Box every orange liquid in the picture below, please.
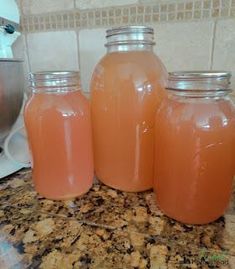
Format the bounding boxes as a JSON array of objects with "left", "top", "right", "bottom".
[
  {"left": 91, "top": 51, "right": 166, "bottom": 192},
  {"left": 24, "top": 90, "right": 93, "bottom": 200},
  {"left": 154, "top": 95, "right": 235, "bottom": 224}
]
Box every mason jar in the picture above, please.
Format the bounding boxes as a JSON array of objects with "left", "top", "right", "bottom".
[
  {"left": 154, "top": 71, "right": 235, "bottom": 224},
  {"left": 24, "top": 71, "right": 94, "bottom": 200},
  {"left": 90, "top": 26, "right": 167, "bottom": 192}
]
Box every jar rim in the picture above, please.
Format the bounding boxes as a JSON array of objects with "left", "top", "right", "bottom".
[
  {"left": 29, "top": 71, "right": 80, "bottom": 89},
  {"left": 29, "top": 71, "right": 79, "bottom": 81},
  {"left": 105, "top": 40, "right": 155, "bottom": 47},
  {"left": 167, "top": 71, "right": 232, "bottom": 96},
  {"left": 106, "top": 25, "right": 154, "bottom": 38},
  {"left": 168, "top": 71, "right": 231, "bottom": 80}
]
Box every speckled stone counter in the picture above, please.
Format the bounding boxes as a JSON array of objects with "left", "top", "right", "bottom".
[{"left": 0, "top": 169, "right": 234, "bottom": 269}]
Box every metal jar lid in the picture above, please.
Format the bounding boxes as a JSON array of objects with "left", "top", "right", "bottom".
[
  {"left": 29, "top": 71, "right": 80, "bottom": 88},
  {"left": 105, "top": 25, "right": 155, "bottom": 47}
]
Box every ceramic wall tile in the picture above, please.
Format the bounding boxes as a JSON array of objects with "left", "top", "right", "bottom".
[
  {"left": 20, "top": 0, "right": 235, "bottom": 33},
  {"left": 75, "top": 0, "right": 138, "bottom": 9},
  {"left": 21, "top": 0, "right": 74, "bottom": 15},
  {"left": 17, "top": 0, "right": 235, "bottom": 98},
  {"left": 153, "top": 20, "right": 215, "bottom": 71},
  {"left": 78, "top": 28, "right": 106, "bottom": 92},
  {"left": 26, "top": 31, "right": 79, "bottom": 72},
  {"left": 213, "top": 19, "right": 235, "bottom": 88}
]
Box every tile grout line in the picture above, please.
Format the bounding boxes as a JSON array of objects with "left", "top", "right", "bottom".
[
  {"left": 229, "top": 0, "right": 233, "bottom": 15},
  {"left": 23, "top": 33, "right": 32, "bottom": 73},
  {"left": 73, "top": 0, "right": 81, "bottom": 76},
  {"left": 75, "top": 29, "right": 81, "bottom": 72},
  {"left": 209, "top": 19, "right": 218, "bottom": 70},
  {"left": 20, "top": 0, "right": 24, "bottom": 15}
]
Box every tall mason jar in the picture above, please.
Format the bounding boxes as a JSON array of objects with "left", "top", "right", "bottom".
[
  {"left": 154, "top": 71, "right": 235, "bottom": 224},
  {"left": 91, "top": 26, "right": 167, "bottom": 192},
  {"left": 24, "top": 71, "right": 94, "bottom": 200}
]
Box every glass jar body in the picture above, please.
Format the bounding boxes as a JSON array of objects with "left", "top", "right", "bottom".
[
  {"left": 154, "top": 93, "right": 235, "bottom": 224},
  {"left": 24, "top": 87, "right": 94, "bottom": 200},
  {"left": 91, "top": 49, "right": 167, "bottom": 192}
]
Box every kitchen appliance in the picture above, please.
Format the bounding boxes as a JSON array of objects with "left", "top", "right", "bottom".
[
  {"left": 0, "top": 111, "right": 31, "bottom": 178},
  {"left": 0, "top": 0, "right": 30, "bottom": 178},
  {"left": 0, "top": 59, "right": 24, "bottom": 141}
]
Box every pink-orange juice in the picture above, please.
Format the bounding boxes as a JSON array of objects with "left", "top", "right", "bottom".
[
  {"left": 91, "top": 50, "right": 166, "bottom": 192},
  {"left": 154, "top": 95, "right": 235, "bottom": 224},
  {"left": 24, "top": 88, "right": 93, "bottom": 200}
]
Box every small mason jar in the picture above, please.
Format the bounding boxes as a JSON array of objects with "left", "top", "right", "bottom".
[
  {"left": 24, "top": 71, "right": 94, "bottom": 200},
  {"left": 154, "top": 71, "right": 235, "bottom": 224},
  {"left": 91, "top": 26, "right": 167, "bottom": 192}
]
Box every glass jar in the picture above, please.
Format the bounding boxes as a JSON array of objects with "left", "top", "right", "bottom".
[
  {"left": 90, "top": 26, "right": 167, "bottom": 192},
  {"left": 24, "top": 71, "right": 93, "bottom": 200},
  {"left": 154, "top": 71, "right": 235, "bottom": 224}
]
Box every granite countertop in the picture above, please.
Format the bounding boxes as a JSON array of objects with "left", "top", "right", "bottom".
[{"left": 0, "top": 169, "right": 234, "bottom": 269}]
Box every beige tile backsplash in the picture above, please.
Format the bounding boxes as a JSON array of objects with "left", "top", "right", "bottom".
[
  {"left": 13, "top": 0, "right": 235, "bottom": 92},
  {"left": 213, "top": 19, "right": 235, "bottom": 87},
  {"left": 21, "top": 0, "right": 75, "bottom": 15},
  {"left": 75, "top": 0, "right": 138, "bottom": 10},
  {"left": 26, "top": 31, "right": 79, "bottom": 72},
  {"left": 79, "top": 29, "right": 106, "bottom": 91},
  {"left": 153, "top": 21, "right": 214, "bottom": 71}
]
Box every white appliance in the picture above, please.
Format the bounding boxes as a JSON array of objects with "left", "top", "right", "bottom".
[
  {"left": 0, "top": 112, "right": 31, "bottom": 178},
  {"left": 0, "top": 0, "right": 31, "bottom": 178}
]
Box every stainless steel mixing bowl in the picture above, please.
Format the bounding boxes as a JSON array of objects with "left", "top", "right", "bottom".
[{"left": 0, "top": 59, "right": 24, "bottom": 142}]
